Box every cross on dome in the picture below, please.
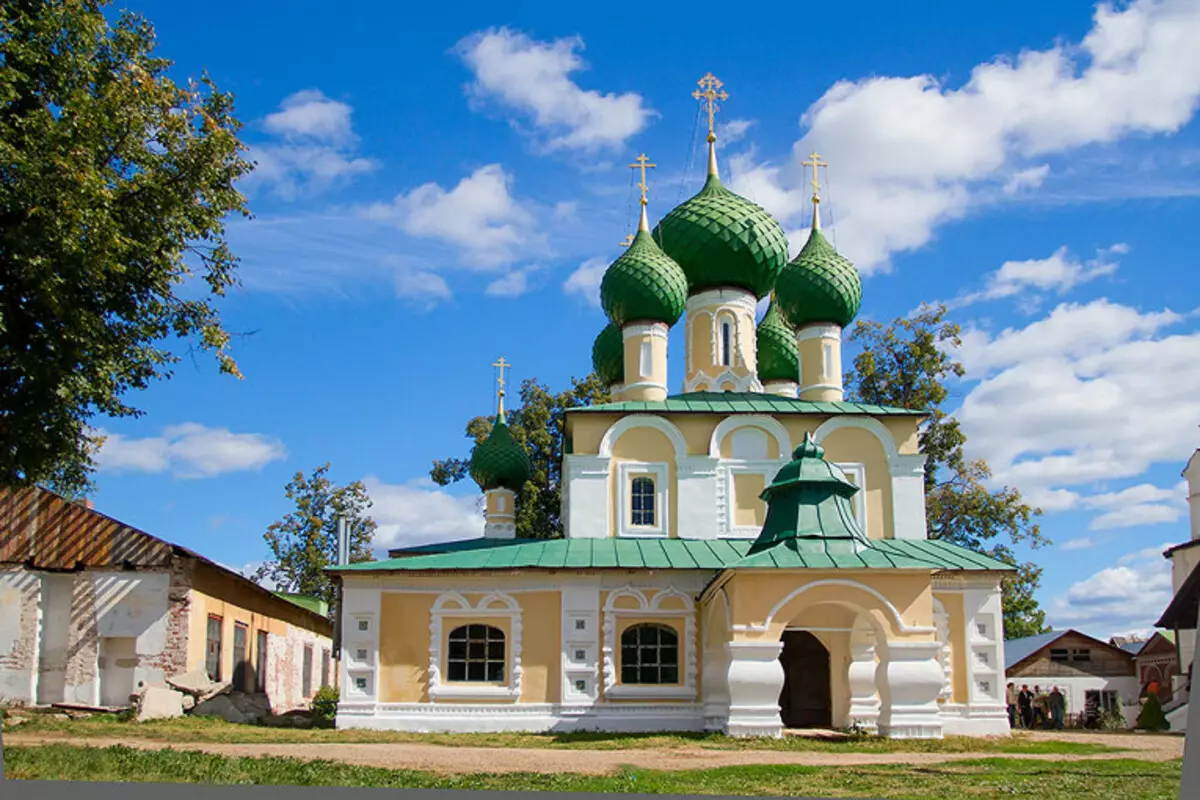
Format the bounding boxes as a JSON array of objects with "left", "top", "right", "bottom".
[
  {"left": 801, "top": 151, "right": 828, "bottom": 231},
  {"left": 492, "top": 356, "right": 510, "bottom": 415},
  {"left": 692, "top": 72, "right": 728, "bottom": 143},
  {"left": 628, "top": 153, "right": 657, "bottom": 232}
]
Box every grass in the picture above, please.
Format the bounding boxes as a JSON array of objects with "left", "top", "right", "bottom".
[
  {"left": 1, "top": 712, "right": 1126, "bottom": 755},
  {"left": 3, "top": 744, "right": 1182, "bottom": 799}
]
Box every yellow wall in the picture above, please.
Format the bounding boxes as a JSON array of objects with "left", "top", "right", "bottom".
[
  {"left": 733, "top": 474, "right": 767, "bottom": 527},
  {"left": 379, "top": 592, "right": 433, "bottom": 703},
  {"left": 935, "top": 590, "right": 968, "bottom": 705}
]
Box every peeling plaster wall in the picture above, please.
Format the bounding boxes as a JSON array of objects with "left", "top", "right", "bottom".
[
  {"left": 264, "top": 623, "right": 332, "bottom": 713},
  {"left": 0, "top": 569, "right": 41, "bottom": 703}
]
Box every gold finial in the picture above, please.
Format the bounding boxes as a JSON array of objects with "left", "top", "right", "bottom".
[
  {"left": 492, "top": 356, "right": 510, "bottom": 416},
  {"left": 801, "top": 151, "right": 828, "bottom": 230},
  {"left": 620, "top": 233, "right": 635, "bottom": 247},
  {"left": 628, "top": 153, "right": 656, "bottom": 232},
  {"left": 693, "top": 72, "right": 728, "bottom": 143}
]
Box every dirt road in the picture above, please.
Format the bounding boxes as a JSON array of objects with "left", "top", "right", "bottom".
[{"left": 3, "top": 730, "right": 1184, "bottom": 775}]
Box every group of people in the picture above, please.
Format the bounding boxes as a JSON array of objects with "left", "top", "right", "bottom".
[{"left": 1006, "top": 682, "right": 1066, "bottom": 729}]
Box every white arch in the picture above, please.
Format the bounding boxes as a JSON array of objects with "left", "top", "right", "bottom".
[
  {"left": 709, "top": 414, "right": 792, "bottom": 458},
  {"left": 598, "top": 414, "right": 688, "bottom": 460},
  {"left": 732, "top": 578, "right": 937, "bottom": 636},
  {"left": 604, "top": 585, "right": 650, "bottom": 612},
  {"left": 812, "top": 416, "right": 901, "bottom": 464}
]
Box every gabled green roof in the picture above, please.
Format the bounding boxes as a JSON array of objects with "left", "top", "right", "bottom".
[
  {"left": 567, "top": 391, "right": 926, "bottom": 417},
  {"left": 329, "top": 535, "right": 1011, "bottom": 574}
]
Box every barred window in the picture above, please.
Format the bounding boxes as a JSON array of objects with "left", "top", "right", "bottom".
[
  {"left": 631, "top": 477, "right": 656, "bottom": 527},
  {"left": 447, "top": 624, "right": 505, "bottom": 682},
  {"left": 620, "top": 623, "right": 679, "bottom": 685}
]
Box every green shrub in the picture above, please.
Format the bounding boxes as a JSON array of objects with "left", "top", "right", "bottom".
[
  {"left": 1136, "top": 694, "right": 1170, "bottom": 732},
  {"left": 310, "top": 685, "right": 339, "bottom": 728}
]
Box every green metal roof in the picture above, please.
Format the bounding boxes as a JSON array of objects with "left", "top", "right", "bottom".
[
  {"left": 756, "top": 296, "right": 799, "bottom": 383},
  {"left": 469, "top": 412, "right": 531, "bottom": 492},
  {"left": 599, "top": 228, "right": 689, "bottom": 327},
  {"left": 273, "top": 592, "right": 329, "bottom": 616},
  {"left": 330, "top": 535, "right": 1011, "bottom": 574},
  {"left": 567, "top": 391, "right": 926, "bottom": 417},
  {"left": 776, "top": 227, "right": 862, "bottom": 329},
  {"left": 592, "top": 323, "right": 624, "bottom": 386}
]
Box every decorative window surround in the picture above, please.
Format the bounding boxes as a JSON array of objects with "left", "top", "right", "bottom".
[
  {"left": 707, "top": 416, "right": 791, "bottom": 459},
  {"left": 617, "top": 462, "right": 669, "bottom": 538},
  {"left": 717, "top": 458, "right": 788, "bottom": 538},
  {"left": 832, "top": 462, "right": 867, "bottom": 529},
  {"left": 602, "top": 587, "right": 698, "bottom": 700},
  {"left": 429, "top": 591, "right": 523, "bottom": 702}
]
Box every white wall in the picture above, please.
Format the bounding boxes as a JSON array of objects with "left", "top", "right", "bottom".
[{"left": 1008, "top": 674, "right": 1140, "bottom": 724}]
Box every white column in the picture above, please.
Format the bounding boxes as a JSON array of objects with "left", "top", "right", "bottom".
[
  {"left": 724, "top": 640, "right": 785, "bottom": 738},
  {"left": 875, "top": 641, "right": 945, "bottom": 739},
  {"left": 847, "top": 642, "right": 881, "bottom": 731},
  {"left": 889, "top": 453, "right": 928, "bottom": 540},
  {"left": 562, "top": 455, "right": 610, "bottom": 539},
  {"left": 677, "top": 455, "right": 721, "bottom": 539},
  {"left": 702, "top": 641, "right": 731, "bottom": 731}
]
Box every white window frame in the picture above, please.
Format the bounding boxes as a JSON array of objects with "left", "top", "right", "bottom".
[
  {"left": 617, "top": 461, "right": 668, "bottom": 538},
  {"left": 428, "top": 591, "right": 522, "bottom": 702},
  {"left": 832, "top": 462, "right": 868, "bottom": 531},
  {"left": 718, "top": 460, "right": 786, "bottom": 538},
  {"left": 602, "top": 587, "right": 697, "bottom": 700}
]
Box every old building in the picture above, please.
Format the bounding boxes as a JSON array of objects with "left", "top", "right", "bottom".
[
  {"left": 0, "top": 485, "right": 333, "bottom": 712},
  {"left": 1120, "top": 632, "right": 1179, "bottom": 704},
  {"left": 1005, "top": 629, "right": 1138, "bottom": 725}
]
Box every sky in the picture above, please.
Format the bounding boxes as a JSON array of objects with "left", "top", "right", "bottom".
[{"left": 84, "top": 0, "right": 1200, "bottom": 640}]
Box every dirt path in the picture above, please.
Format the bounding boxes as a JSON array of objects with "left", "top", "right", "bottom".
[{"left": 2, "top": 731, "right": 1184, "bottom": 775}]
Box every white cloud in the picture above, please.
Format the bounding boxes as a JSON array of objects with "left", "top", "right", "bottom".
[
  {"left": 1060, "top": 537, "right": 1096, "bottom": 551},
  {"left": 363, "top": 164, "right": 536, "bottom": 268},
  {"left": 248, "top": 90, "right": 377, "bottom": 199},
  {"left": 362, "top": 476, "right": 483, "bottom": 551},
  {"left": 562, "top": 256, "right": 608, "bottom": 307},
  {"left": 950, "top": 244, "right": 1123, "bottom": 309},
  {"left": 954, "top": 300, "right": 1200, "bottom": 522},
  {"left": 486, "top": 271, "right": 530, "bottom": 298},
  {"left": 394, "top": 270, "right": 452, "bottom": 309},
  {"left": 727, "top": 0, "right": 1200, "bottom": 272},
  {"left": 1003, "top": 164, "right": 1051, "bottom": 195},
  {"left": 456, "top": 27, "right": 653, "bottom": 152},
  {"left": 1047, "top": 542, "right": 1174, "bottom": 637},
  {"left": 97, "top": 423, "right": 287, "bottom": 479},
  {"left": 717, "top": 119, "right": 756, "bottom": 149}
]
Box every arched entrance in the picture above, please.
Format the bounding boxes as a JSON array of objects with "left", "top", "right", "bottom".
[{"left": 778, "top": 630, "right": 832, "bottom": 729}]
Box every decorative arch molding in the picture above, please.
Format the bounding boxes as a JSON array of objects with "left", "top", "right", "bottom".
[
  {"left": 709, "top": 415, "right": 791, "bottom": 459},
  {"left": 429, "top": 590, "right": 523, "bottom": 702},
  {"left": 812, "top": 416, "right": 901, "bottom": 465},
  {"left": 731, "top": 578, "right": 938, "bottom": 637},
  {"left": 598, "top": 415, "right": 688, "bottom": 461},
  {"left": 601, "top": 585, "right": 698, "bottom": 700}
]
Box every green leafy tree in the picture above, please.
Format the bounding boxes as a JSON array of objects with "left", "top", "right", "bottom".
[
  {"left": 0, "top": 0, "right": 253, "bottom": 497},
  {"left": 431, "top": 374, "right": 610, "bottom": 539},
  {"left": 1136, "top": 692, "right": 1170, "bottom": 731},
  {"left": 255, "top": 463, "right": 377, "bottom": 611},
  {"left": 844, "top": 304, "right": 1050, "bottom": 639}
]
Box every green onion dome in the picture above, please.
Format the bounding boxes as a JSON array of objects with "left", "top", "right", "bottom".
[
  {"left": 599, "top": 229, "right": 688, "bottom": 327},
  {"left": 756, "top": 295, "right": 798, "bottom": 383},
  {"left": 468, "top": 412, "right": 531, "bottom": 492},
  {"left": 651, "top": 174, "right": 790, "bottom": 299},
  {"left": 775, "top": 227, "right": 862, "bottom": 329},
  {"left": 591, "top": 323, "right": 624, "bottom": 386}
]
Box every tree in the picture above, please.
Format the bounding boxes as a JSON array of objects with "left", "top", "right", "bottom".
[
  {"left": 431, "top": 373, "right": 610, "bottom": 539},
  {"left": 1136, "top": 692, "right": 1169, "bottom": 732},
  {"left": 0, "top": 0, "right": 253, "bottom": 497},
  {"left": 844, "top": 304, "right": 1050, "bottom": 639},
  {"left": 255, "top": 463, "right": 377, "bottom": 611}
]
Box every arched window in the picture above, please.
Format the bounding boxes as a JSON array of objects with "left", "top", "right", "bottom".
[
  {"left": 630, "top": 476, "right": 656, "bottom": 526},
  {"left": 720, "top": 321, "right": 732, "bottom": 367},
  {"left": 620, "top": 623, "right": 679, "bottom": 685},
  {"left": 447, "top": 624, "right": 505, "bottom": 682}
]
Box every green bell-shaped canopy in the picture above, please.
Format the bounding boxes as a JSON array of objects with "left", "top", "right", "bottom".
[
  {"left": 592, "top": 323, "right": 624, "bottom": 386},
  {"left": 756, "top": 294, "right": 798, "bottom": 383},
  {"left": 775, "top": 227, "right": 862, "bottom": 329},
  {"left": 651, "top": 173, "right": 790, "bottom": 299},
  {"left": 468, "top": 412, "right": 531, "bottom": 492},
  {"left": 599, "top": 229, "right": 689, "bottom": 327},
  {"left": 746, "top": 432, "right": 870, "bottom": 557}
]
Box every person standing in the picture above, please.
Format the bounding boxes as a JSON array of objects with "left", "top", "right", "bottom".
[
  {"left": 1032, "top": 684, "right": 1045, "bottom": 728},
  {"left": 1049, "top": 686, "right": 1066, "bottom": 730},
  {"left": 1018, "top": 684, "right": 1034, "bottom": 729},
  {"left": 1006, "top": 682, "right": 1018, "bottom": 728}
]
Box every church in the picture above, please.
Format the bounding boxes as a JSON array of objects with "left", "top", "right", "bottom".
[{"left": 328, "top": 74, "right": 1012, "bottom": 739}]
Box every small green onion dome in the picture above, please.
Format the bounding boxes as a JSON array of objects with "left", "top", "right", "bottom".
[
  {"left": 592, "top": 323, "right": 624, "bottom": 386},
  {"left": 775, "top": 227, "right": 862, "bottom": 329},
  {"left": 651, "top": 174, "right": 790, "bottom": 299},
  {"left": 468, "top": 412, "right": 531, "bottom": 492},
  {"left": 756, "top": 295, "right": 798, "bottom": 383},
  {"left": 599, "top": 229, "right": 688, "bottom": 327}
]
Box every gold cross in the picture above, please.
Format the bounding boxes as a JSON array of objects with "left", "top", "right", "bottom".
[
  {"left": 620, "top": 233, "right": 635, "bottom": 247},
  {"left": 693, "top": 72, "right": 728, "bottom": 141},
  {"left": 492, "top": 356, "right": 510, "bottom": 413},
  {"left": 628, "top": 153, "right": 656, "bottom": 206},
  {"left": 802, "top": 151, "right": 828, "bottom": 201}
]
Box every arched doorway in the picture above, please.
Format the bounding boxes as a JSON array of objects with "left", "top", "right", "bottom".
[{"left": 778, "top": 630, "right": 832, "bottom": 729}]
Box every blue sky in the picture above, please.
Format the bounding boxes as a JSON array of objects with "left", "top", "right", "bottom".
[{"left": 86, "top": 0, "right": 1200, "bottom": 639}]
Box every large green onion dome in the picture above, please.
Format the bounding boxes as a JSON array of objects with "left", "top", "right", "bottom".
[
  {"left": 592, "top": 323, "right": 624, "bottom": 386},
  {"left": 468, "top": 411, "right": 531, "bottom": 492},
  {"left": 651, "top": 173, "right": 790, "bottom": 299},
  {"left": 599, "top": 228, "right": 688, "bottom": 327},
  {"left": 756, "top": 295, "right": 799, "bottom": 383},
  {"left": 775, "top": 227, "right": 862, "bottom": 329}
]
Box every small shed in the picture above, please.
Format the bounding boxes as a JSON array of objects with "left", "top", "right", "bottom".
[{"left": 1005, "top": 629, "right": 1138, "bottom": 726}]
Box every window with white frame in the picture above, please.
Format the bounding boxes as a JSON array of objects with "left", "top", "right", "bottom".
[
  {"left": 720, "top": 321, "right": 732, "bottom": 366},
  {"left": 631, "top": 477, "right": 656, "bottom": 527},
  {"left": 620, "top": 623, "right": 680, "bottom": 685},
  {"left": 617, "top": 462, "right": 667, "bottom": 537},
  {"left": 447, "top": 624, "right": 506, "bottom": 682},
  {"left": 429, "top": 592, "right": 522, "bottom": 701}
]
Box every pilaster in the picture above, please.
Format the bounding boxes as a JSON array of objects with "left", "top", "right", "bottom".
[
  {"left": 875, "top": 641, "right": 945, "bottom": 739},
  {"left": 724, "top": 640, "right": 784, "bottom": 738}
]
